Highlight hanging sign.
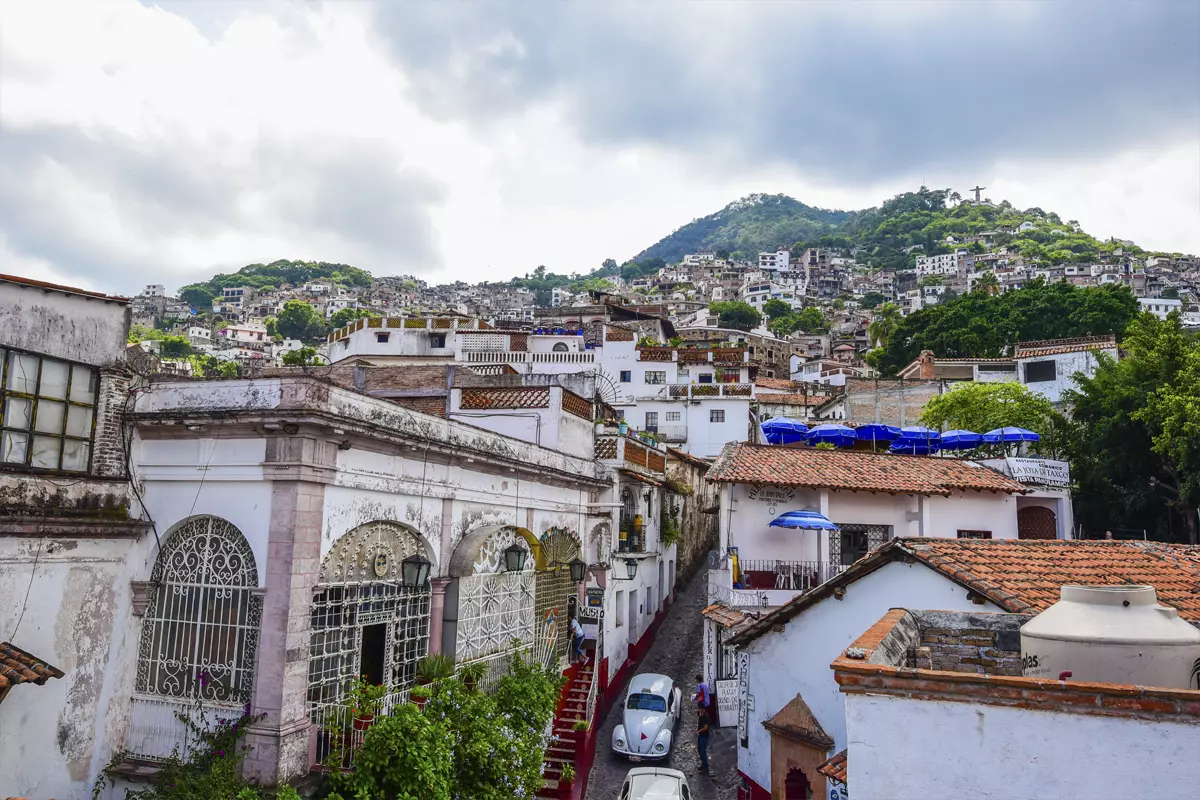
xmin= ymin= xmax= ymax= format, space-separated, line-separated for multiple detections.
xmin=715 ymin=679 xmax=739 ymax=727
xmin=1006 ymin=458 xmax=1070 ymax=487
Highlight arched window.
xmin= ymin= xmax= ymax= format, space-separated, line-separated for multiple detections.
xmin=552 ymin=342 xmax=569 ymax=352
xmin=135 ymin=516 xmax=260 ymax=704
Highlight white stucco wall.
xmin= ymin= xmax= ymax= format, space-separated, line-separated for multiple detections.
xmin=0 ymin=280 xmax=130 ymax=366
xmin=846 ymin=693 xmax=1200 ymax=800
xmin=1018 ymin=347 xmax=1113 ymax=403
xmin=739 ymin=561 xmax=1003 ymax=791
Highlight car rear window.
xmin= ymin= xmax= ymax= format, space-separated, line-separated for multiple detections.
xmin=627 ymin=693 xmax=667 ymax=712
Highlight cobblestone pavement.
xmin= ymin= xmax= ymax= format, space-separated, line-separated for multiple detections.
xmin=585 ymin=569 xmax=739 ymax=800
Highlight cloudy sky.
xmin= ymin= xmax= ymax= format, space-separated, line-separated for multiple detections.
xmin=2 ymin=1 xmax=1198 ymax=294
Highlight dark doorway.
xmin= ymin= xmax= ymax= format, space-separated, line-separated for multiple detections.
xmin=1018 ymin=506 xmax=1057 ymax=540
xmin=784 ymin=767 xmax=811 ymax=799
xmin=359 ymin=623 xmax=387 ymax=687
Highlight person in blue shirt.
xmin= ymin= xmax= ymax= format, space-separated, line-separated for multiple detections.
xmin=695 ymin=673 xmax=710 ymax=708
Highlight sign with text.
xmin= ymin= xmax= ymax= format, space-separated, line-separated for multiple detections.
xmin=715 ymin=679 xmax=739 ymax=727
xmin=737 ymin=651 xmax=751 ymax=748
xmin=1006 ymin=458 xmax=1070 ymax=487
xmin=747 ymin=484 xmax=796 ymax=504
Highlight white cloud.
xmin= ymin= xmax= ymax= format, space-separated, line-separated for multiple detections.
xmin=0 ymin=0 xmax=1196 ymax=296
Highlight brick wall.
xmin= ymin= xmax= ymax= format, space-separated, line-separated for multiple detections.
xmin=842 ymin=377 xmax=943 ymax=425
xmin=919 ymin=622 xmax=1024 ymax=676
xmin=92 ymin=367 xmax=131 ymax=478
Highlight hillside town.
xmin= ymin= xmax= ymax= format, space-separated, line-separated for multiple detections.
xmin=3 ymin=193 xmax=1200 ymax=800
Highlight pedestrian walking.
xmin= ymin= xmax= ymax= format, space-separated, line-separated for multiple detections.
xmin=696 ymin=705 xmax=710 ymax=774
xmin=569 ymin=615 xmax=587 ymax=665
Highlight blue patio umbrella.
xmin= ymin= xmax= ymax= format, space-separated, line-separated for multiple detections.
xmin=768 ymin=510 xmax=839 ymax=531
xmin=806 ymin=423 xmax=857 ymax=447
xmin=982 ymin=426 xmax=1040 ymax=443
xmin=898 ymin=425 xmax=941 ymax=442
xmin=890 ymin=439 xmax=941 ymax=455
xmin=940 ymin=430 xmax=984 ymax=451
xmin=855 ymin=423 xmax=902 ymax=443
xmin=761 ymin=417 xmax=808 ymax=445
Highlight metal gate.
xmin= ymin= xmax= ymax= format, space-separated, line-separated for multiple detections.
xmin=1018 ymin=506 xmax=1057 ymax=540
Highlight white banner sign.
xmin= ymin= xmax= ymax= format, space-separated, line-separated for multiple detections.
xmin=1006 ymin=458 xmax=1070 ymax=487
xmin=715 ymin=679 xmax=739 ymax=728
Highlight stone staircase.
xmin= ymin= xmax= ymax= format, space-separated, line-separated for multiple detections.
xmin=537 ymin=657 xmax=595 ymax=800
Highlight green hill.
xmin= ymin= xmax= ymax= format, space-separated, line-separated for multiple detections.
xmin=635 ymin=193 xmax=853 ymax=264
xmin=177 ymin=259 xmax=372 ymax=308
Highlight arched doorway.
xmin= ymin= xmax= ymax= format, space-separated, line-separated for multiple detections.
xmin=1018 ymin=506 xmax=1057 ymax=540
xmin=130 ymin=516 xmax=260 ymax=758
xmin=307 ymin=522 xmax=433 ymax=708
xmin=784 ymin=767 xmax=811 ymax=800
xmin=535 ymin=528 xmax=581 ymax=664
xmin=449 ymin=526 xmax=537 ymax=663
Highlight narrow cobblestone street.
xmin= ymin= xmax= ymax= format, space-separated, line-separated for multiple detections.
xmin=586 ymin=569 xmax=739 ymax=800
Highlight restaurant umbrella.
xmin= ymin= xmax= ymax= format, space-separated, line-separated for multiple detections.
xmin=855 ymin=423 xmax=902 ymax=452
xmin=983 ymin=426 xmax=1040 ymax=456
xmin=760 ymin=417 xmax=808 ymax=445
xmin=890 ymin=439 xmax=941 ymax=455
xmin=939 ymin=430 xmax=984 ymax=451
xmin=806 ymin=423 xmax=857 ymax=448
xmin=768 ymin=510 xmax=840 ymax=531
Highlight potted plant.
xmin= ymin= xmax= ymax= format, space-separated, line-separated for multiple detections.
xmin=415 ymin=653 xmax=456 ymax=686
xmin=561 ymin=764 xmax=575 ymax=787
xmin=595 ymin=418 xmax=606 ymax=435
xmin=618 ymin=420 xmax=629 ymax=435
xmin=346 ymin=675 xmax=386 ymax=730
xmin=410 ymin=683 xmax=430 ymax=711
xmin=460 ymin=661 xmax=487 ymax=693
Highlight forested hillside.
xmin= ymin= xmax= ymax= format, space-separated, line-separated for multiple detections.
xmin=177 ymin=259 xmax=372 ymax=308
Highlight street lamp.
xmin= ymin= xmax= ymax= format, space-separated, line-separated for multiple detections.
xmin=401 ymin=553 xmax=432 ymax=588
xmin=503 ymin=543 xmax=528 ymax=573
xmin=623 ymin=558 xmax=638 ymax=581
xmin=568 ymin=557 xmax=587 ymax=583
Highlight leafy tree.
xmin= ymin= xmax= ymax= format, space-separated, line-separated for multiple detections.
xmin=920 ymin=381 xmax=1056 ymax=438
xmin=1064 ymin=313 xmax=1199 ymax=543
xmin=178 ymin=286 xmax=216 ymax=309
xmin=762 ymin=298 xmax=793 ymax=320
xmin=859 ymin=291 xmax=887 ymax=309
xmin=867 ymin=303 xmax=902 ymax=348
xmin=281 ymin=347 xmax=323 ymax=366
xmin=714 ymin=248 xmax=731 ymax=261
xmin=330 ymin=307 xmax=379 ymax=329
xmin=159 ymin=335 xmax=193 ymax=359
xmin=128 ymin=325 xmax=163 ymax=343
xmin=326 ymin=704 xmax=454 ymax=800
xmin=709 ymin=301 xmax=761 ymax=332
xmin=1161 ymin=286 xmax=1180 ymax=300
xmin=188 ymin=355 xmax=238 ymax=378
xmin=793 ymin=306 xmax=826 ymax=333
xmin=276 ymin=300 xmax=328 ymax=341
xmin=973 ymin=272 xmax=1000 ymax=295
xmin=768 ymin=316 xmax=797 ymax=337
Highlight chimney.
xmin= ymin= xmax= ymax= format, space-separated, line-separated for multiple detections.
xmin=918 ymin=350 xmax=936 ymax=379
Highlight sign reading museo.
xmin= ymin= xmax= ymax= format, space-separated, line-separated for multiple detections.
xmin=1006 ymin=458 xmax=1070 ymax=487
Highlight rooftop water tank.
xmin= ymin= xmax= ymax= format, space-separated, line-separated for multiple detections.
xmin=1020 ymin=585 xmax=1200 ymax=689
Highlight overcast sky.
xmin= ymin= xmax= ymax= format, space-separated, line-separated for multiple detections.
xmin=2 ymin=0 xmax=1199 ymax=294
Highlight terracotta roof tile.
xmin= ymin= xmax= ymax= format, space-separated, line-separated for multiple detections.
xmin=762 ymin=693 xmax=834 ymax=749
xmin=903 ymin=538 xmax=1200 ymax=619
xmin=755 ymin=378 xmax=800 ymax=390
xmin=707 ymin=443 xmax=1026 ymax=496
xmin=1015 ymin=335 xmax=1118 ymax=358
xmin=817 ymin=750 xmax=847 ymax=784
xmin=702 ymin=604 xmax=752 ymax=629
xmin=0 ymin=642 xmax=64 ymax=691
xmin=757 ymin=393 xmax=825 ymax=407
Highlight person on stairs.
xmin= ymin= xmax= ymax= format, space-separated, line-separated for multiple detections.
xmin=569 ymin=614 xmax=588 ymax=665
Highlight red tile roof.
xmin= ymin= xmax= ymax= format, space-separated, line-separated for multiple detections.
xmin=702 ymin=603 xmax=754 ymax=629
xmin=729 ymin=538 xmax=1200 ymax=647
xmin=757 ymin=393 xmax=825 ymax=407
xmin=0 ymin=273 xmax=130 ymax=303
xmin=755 ymin=378 xmax=800 ymax=390
xmin=1014 ymin=335 xmax=1118 ymax=358
xmin=0 ymin=642 xmax=64 ymax=692
xmin=903 ymin=538 xmax=1200 ymax=619
xmin=817 ymin=750 xmax=847 ymax=784
xmin=707 ymin=443 xmax=1026 ymax=496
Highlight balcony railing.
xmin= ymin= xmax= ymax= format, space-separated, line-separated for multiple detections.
xmin=645 ymin=425 xmax=687 ymax=443
xmin=665 ymin=383 xmax=753 ymax=399
xmin=735 ymin=560 xmax=845 ymax=593
xmin=125 ymin=695 xmax=245 ymax=761
xmin=462 ymin=351 xmax=596 ymax=364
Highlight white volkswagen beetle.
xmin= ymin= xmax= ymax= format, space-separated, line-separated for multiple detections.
xmin=619 ymin=767 xmax=692 ymax=800
xmin=612 ymin=673 xmax=682 ymax=761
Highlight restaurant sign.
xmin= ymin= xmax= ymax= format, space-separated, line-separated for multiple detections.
xmin=1005 ymin=458 xmax=1070 ymax=487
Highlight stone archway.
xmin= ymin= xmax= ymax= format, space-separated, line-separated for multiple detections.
xmin=1018 ymin=506 xmax=1057 ymax=540
xmin=535 ymin=528 xmax=582 ymax=665
xmin=784 ymin=767 xmax=811 ymax=800
xmin=448 ymin=525 xmax=537 ymax=662
xmin=307 ymin=521 xmax=433 ymax=708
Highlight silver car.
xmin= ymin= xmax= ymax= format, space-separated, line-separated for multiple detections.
xmin=619 ymin=767 xmax=692 ymax=800
xmin=612 ymin=673 xmax=682 ymax=761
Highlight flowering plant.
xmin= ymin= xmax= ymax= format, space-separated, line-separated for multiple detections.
xmin=347 ymin=675 xmax=387 ymax=718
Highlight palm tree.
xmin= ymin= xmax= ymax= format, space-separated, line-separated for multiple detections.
xmin=973 ymin=272 xmax=1000 ymax=296
xmin=868 ymin=302 xmax=902 ymax=348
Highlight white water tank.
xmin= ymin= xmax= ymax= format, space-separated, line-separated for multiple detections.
xmin=1020 ymin=585 xmax=1200 ymax=689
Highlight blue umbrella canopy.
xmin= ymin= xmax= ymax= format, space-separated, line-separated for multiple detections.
xmin=806 ymin=423 xmax=857 ymax=447
xmin=768 ymin=510 xmax=839 ymax=531
xmin=898 ymin=425 xmax=941 ymax=441
xmin=983 ymin=426 xmax=1040 ymax=443
xmin=940 ymin=429 xmax=984 ymax=450
xmin=890 ymin=439 xmax=941 ymax=455
xmin=761 ymin=418 xmax=808 ymax=445
xmin=856 ymin=423 xmax=902 ymax=442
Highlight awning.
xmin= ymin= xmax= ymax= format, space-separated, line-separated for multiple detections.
xmin=618 ymin=469 xmax=662 ymax=488
xmin=0 ymin=642 xmax=64 ymax=699
xmin=818 ymin=750 xmax=848 ymax=785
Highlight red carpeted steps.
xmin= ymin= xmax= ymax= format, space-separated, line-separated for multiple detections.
xmin=536 ymin=656 xmax=596 ymax=800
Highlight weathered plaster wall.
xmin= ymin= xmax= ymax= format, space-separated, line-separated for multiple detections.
xmin=845 ymin=692 xmax=1200 ymax=799
xmin=0 ymin=282 xmax=130 ymax=366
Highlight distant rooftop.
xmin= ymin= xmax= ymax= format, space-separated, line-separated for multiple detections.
xmin=0 ymin=273 xmax=130 ymax=304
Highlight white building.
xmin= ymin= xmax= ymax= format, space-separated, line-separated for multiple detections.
xmin=836 ymin=603 xmax=1200 ymax=800
xmin=722 ymin=538 xmax=1200 ymax=800
xmin=142 ymin=284 xmax=166 ymax=297
xmin=913 ymin=251 xmax=963 ymax=277
xmin=1139 ymin=296 xmax=1183 ymax=319
xmin=758 ymin=248 xmax=790 ymax=272
xmin=219 ymin=322 xmax=271 ymax=345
